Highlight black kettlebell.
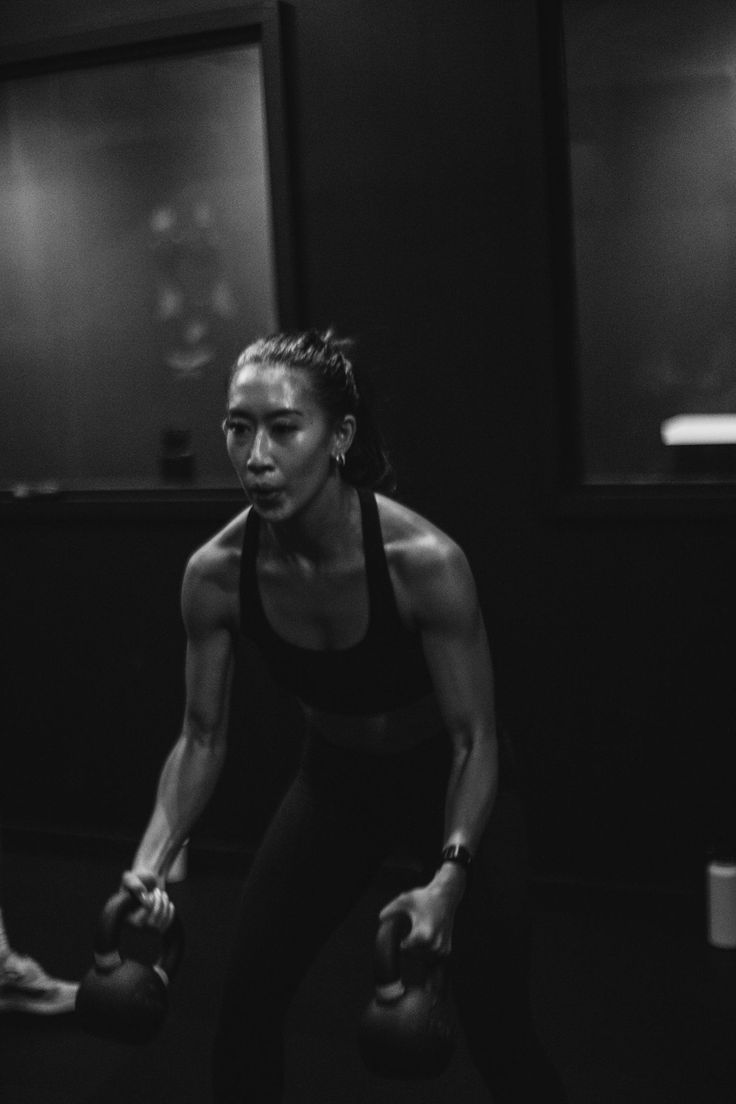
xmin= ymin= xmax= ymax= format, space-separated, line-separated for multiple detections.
xmin=358 ymin=911 xmax=457 ymax=1079
xmin=75 ymin=883 xmax=184 ymax=1044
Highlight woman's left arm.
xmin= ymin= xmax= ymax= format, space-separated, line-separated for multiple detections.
xmin=379 ymin=538 xmax=498 ymax=954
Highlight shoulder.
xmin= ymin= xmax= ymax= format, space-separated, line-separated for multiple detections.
xmin=181 ymin=507 xmax=250 ymax=635
xmin=375 ymin=494 xmax=477 ymax=629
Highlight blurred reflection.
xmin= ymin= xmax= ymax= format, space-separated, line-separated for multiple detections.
xmin=0 ymin=43 xmax=277 ymax=493
xmin=563 ymin=1 xmax=736 ymax=483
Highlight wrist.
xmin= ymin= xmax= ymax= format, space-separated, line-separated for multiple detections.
xmin=439 ymin=843 xmax=472 ymax=874
xmin=127 ymin=864 xmax=164 ymax=888
xmin=432 ymin=861 xmax=468 ymax=899
xmin=433 ymin=843 xmax=472 ymax=894
xmin=133 ymin=827 xmax=186 ymax=883
xmin=131 ymin=851 xmax=168 ymax=886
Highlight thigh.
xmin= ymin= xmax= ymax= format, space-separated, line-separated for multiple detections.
xmin=221 ymin=755 xmax=396 ymax=1010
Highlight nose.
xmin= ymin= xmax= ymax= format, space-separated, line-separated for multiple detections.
xmin=246 ymin=427 xmax=273 ymax=472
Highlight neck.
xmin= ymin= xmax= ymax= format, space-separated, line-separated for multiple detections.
xmin=264 ymin=477 xmax=359 ymax=567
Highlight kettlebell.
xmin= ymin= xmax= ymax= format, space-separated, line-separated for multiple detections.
xmin=358 ymin=911 xmax=457 ymax=1079
xmin=75 ymin=884 xmax=184 ymax=1044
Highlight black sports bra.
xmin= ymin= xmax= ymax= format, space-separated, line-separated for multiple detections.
xmin=239 ymin=489 xmax=435 ymax=715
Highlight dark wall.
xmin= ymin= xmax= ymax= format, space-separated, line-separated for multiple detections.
xmin=3 ymin=0 xmax=735 ymax=890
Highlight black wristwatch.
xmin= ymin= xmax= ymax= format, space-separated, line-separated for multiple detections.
xmin=439 ymin=844 xmax=473 ymax=873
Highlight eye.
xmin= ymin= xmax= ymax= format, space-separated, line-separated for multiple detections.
xmin=225 ymin=417 xmax=250 ymax=436
xmin=272 ymin=422 xmax=297 ymax=436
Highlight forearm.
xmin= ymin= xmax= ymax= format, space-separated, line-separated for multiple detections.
xmin=132 ymin=731 xmax=226 ymax=880
xmin=433 ymin=733 xmax=498 ymax=896
xmin=443 ymin=732 xmax=498 ymax=851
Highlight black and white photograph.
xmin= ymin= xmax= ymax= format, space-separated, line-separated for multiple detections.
xmin=1 ymin=3 xmax=735 ymax=1102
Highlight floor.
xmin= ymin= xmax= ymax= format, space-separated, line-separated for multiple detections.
xmin=1 ymin=840 xmax=735 ymax=1103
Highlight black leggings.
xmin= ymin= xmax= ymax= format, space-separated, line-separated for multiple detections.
xmin=212 ymin=733 xmax=567 ymax=1102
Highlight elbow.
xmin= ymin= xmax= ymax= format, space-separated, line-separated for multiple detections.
xmin=181 ymin=711 xmax=227 ymax=754
xmin=450 ymin=719 xmax=497 ymax=759
xmin=450 ymin=725 xmax=498 ymax=779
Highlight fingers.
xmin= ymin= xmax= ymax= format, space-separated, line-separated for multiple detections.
xmin=140 ymin=886 xmax=175 ymax=930
xmin=378 ymin=898 xmax=452 ymax=957
xmin=378 ymin=893 xmax=410 ymax=923
xmin=402 ymin=924 xmax=451 ymax=958
xmin=379 ymin=898 xmax=421 ymax=951
xmin=121 ymin=871 xmax=175 ymax=931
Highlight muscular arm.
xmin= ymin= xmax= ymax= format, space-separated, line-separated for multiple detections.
xmin=380 ymin=535 xmax=498 ymax=952
xmin=418 ymin=541 xmax=499 ymax=889
xmin=131 ymin=549 xmax=235 ymax=884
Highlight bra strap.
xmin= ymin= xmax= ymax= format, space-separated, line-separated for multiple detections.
xmin=357 ymin=489 xmax=404 ymax=635
xmin=239 ymin=507 xmax=263 ymax=631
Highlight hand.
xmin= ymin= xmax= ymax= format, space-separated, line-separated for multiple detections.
xmin=121 ymin=869 xmax=175 ymax=932
xmin=378 ymin=874 xmax=463 ymax=958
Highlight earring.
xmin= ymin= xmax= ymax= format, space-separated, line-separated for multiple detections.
xmin=333 ymin=452 xmax=346 ymax=469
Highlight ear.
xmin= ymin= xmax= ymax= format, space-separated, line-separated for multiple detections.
xmin=334 ymin=414 xmax=357 ymax=456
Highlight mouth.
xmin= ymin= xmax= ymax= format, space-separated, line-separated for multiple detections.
xmin=248 ymin=485 xmax=283 ymax=503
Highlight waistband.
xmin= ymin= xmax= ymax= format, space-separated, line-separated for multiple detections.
xmin=300 ymin=725 xmax=516 ymax=792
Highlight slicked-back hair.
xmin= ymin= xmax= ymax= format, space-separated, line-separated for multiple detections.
xmin=229 ymin=329 xmax=397 ymax=493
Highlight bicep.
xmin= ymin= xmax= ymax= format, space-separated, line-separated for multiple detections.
xmin=418 ymin=549 xmax=496 ymax=744
xmin=183 ymin=630 xmax=235 ymax=742
xmin=181 ymin=558 xmax=236 ymax=744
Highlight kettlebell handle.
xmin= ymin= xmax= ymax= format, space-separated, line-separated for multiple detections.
xmin=94 ymin=885 xmax=184 ymax=986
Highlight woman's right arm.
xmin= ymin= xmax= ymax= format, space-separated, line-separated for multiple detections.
xmin=126 ymin=547 xmax=236 ymax=902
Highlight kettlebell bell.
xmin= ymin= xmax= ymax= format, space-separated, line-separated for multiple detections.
xmin=75 ymin=883 xmax=184 ymax=1044
xmin=358 ymin=911 xmax=457 ymax=1079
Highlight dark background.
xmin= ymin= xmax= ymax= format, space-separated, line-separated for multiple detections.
xmin=2 ymin=0 xmax=735 ymax=893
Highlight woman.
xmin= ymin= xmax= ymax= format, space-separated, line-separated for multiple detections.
xmin=124 ymin=330 xmax=566 ymax=1101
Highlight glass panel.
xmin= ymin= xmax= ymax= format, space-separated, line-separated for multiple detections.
xmin=0 ymin=42 xmax=278 ymax=493
xmin=563 ymin=1 xmax=736 ymax=484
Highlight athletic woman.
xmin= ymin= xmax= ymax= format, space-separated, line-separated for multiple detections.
xmin=123 ymin=330 xmax=567 ymax=1102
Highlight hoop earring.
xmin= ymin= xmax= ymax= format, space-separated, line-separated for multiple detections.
xmin=333 ymin=452 xmax=346 ymax=470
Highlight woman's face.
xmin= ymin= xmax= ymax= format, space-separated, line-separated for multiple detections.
xmin=224 ymin=360 xmax=343 ymax=520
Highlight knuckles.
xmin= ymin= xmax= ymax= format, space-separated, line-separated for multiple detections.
xmin=121 ymin=872 xmax=175 ymax=931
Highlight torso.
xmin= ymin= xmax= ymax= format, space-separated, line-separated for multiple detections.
xmin=199 ymin=490 xmax=450 ymax=753
xmin=300 ymin=693 xmax=445 ymax=753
